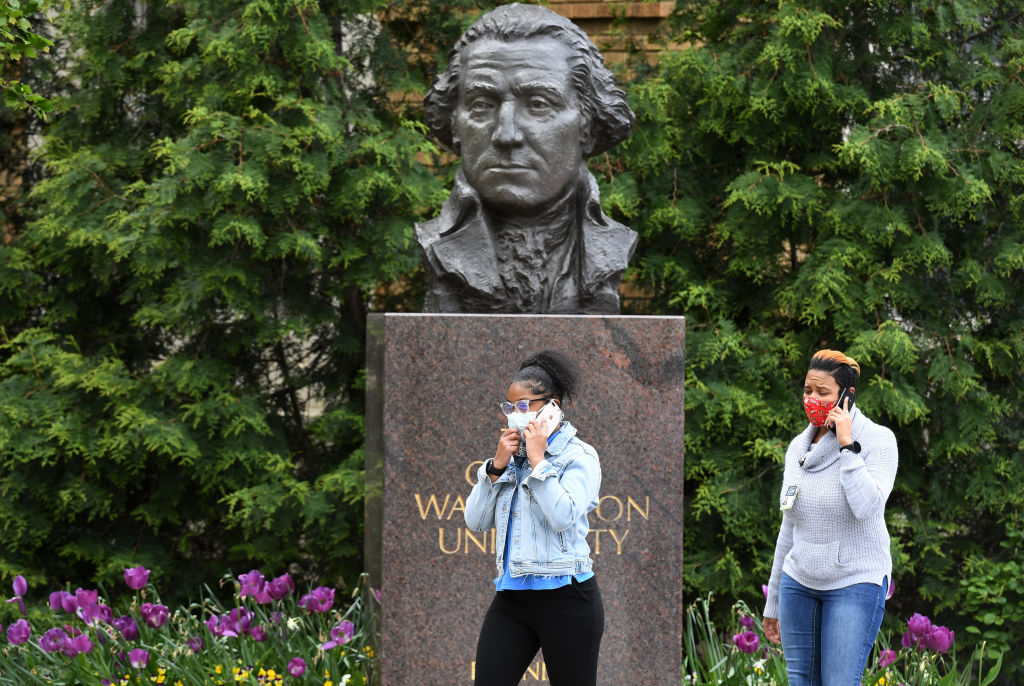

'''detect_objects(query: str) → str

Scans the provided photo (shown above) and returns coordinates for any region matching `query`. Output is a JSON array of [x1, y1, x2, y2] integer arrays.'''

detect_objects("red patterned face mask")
[[803, 396, 836, 427]]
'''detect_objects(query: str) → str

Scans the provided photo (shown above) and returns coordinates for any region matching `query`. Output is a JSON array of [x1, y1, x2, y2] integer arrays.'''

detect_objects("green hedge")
[[602, 1, 1024, 679]]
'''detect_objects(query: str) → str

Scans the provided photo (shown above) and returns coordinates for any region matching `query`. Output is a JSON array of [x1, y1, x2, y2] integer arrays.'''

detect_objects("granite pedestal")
[[365, 314, 684, 685]]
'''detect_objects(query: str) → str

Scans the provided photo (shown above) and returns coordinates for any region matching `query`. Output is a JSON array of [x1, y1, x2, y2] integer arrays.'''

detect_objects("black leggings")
[[473, 576, 604, 686]]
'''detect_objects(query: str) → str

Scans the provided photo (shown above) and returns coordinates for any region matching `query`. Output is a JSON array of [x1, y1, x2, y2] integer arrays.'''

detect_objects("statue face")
[[454, 37, 588, 215]]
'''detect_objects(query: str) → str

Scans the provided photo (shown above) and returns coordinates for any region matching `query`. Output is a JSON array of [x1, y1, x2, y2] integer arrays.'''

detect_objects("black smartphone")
[[828, 387, 856, 433]]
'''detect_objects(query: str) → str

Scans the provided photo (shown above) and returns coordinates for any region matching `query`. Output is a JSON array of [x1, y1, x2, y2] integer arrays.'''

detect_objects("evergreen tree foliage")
[[606, 1, 1023, 677], [0, 0, 445, 599], [0, 0, 53, 117]]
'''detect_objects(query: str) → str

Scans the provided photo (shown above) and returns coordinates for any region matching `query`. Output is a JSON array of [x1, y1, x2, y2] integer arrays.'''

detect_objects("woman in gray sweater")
[[762, 350, 898, 686]]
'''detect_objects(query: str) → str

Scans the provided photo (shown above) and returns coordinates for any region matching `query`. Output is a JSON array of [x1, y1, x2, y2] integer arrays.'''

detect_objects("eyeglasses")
[[497, 397, 552, 415]]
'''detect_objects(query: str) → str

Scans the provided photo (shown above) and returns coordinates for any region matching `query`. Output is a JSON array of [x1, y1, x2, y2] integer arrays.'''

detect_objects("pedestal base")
[[366, 313, 684, 685]]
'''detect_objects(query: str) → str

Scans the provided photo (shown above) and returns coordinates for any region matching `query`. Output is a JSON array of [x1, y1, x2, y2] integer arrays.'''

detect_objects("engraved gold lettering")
[[466, 460, 485, 485], [608, 528, 629, 555], [588, 528, 606, 554], [472, 659, 547, 681], [415, 494, 450, 519], [447, 495, 465, 520], [465, 528, 488, 554], [438, 528, 460, 554], [596, 495, 624, 522], [627, 495, 650, 521]]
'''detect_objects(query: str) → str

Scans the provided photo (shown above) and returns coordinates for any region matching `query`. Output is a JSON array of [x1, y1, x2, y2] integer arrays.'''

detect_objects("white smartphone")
[[534, 400, 564, 437]]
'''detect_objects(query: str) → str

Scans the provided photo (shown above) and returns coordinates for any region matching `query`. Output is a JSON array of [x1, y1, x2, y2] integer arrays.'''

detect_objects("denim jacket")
[[464, 421, 601, 579]]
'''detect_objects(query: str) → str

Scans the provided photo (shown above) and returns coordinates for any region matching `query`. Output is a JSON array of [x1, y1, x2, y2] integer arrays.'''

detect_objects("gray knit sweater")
[[763, 406, 898, 619]]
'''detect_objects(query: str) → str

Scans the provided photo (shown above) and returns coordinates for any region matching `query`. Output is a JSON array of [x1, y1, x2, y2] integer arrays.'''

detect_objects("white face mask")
[[507, 411, 537, 432]]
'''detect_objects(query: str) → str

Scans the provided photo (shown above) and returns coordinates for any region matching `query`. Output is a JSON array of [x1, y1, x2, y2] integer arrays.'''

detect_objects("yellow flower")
[[215, 665, 223, 675], [324, 682, 333, 686], [363, 646, 375, 658]]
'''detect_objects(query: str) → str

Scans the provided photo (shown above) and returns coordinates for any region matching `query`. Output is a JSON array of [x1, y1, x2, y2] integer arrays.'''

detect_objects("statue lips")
[[486, 164, 535, 174]]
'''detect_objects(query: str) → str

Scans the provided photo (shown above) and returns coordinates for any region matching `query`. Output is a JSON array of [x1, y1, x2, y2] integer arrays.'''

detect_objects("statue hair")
[[423, 3, 634, 158], [808, 349, 861, 389], [513, 350, 581, 404]]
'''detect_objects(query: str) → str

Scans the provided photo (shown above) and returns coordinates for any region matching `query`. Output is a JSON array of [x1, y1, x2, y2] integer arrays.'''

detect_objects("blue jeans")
[[779, 573, 887, 686]]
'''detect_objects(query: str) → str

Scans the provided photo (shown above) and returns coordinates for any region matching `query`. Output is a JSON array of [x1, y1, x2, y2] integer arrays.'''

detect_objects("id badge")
[[780, 484, 799, 510]]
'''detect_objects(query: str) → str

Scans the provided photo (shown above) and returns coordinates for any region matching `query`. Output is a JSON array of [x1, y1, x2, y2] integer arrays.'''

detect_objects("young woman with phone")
[[464, 350, 603, 686], [762, 349, 899, 686]]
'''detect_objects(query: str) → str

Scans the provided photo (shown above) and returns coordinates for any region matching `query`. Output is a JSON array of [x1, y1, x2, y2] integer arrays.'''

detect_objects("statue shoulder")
[[415, 216, 444, 250]]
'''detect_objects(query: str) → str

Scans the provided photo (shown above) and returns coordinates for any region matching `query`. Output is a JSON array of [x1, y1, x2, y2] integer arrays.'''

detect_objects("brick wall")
[[546, 0, 674, 63]]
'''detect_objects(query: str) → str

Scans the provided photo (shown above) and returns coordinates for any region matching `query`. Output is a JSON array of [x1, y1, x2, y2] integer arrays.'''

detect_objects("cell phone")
[[828, 387, 856, 433], [534, 400, 564, 437]]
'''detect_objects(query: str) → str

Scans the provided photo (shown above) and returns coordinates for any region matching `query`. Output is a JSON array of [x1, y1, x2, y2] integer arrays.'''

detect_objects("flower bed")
[[683, 590, 1003, 685], [1, 569, 378, 685]]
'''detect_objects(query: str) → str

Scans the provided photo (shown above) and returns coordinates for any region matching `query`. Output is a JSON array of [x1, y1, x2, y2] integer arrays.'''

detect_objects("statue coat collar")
[[415, 165, 637, 312]]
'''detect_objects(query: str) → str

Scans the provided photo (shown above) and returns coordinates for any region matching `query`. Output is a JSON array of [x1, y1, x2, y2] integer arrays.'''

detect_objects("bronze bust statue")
[[417, 3, 637, 314]]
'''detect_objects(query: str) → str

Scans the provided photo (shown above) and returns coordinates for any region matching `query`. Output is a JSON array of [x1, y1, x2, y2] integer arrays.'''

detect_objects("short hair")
[[423, 3, 634, 158], [513, 350, 581, 404], [808, 349, 861, 389]]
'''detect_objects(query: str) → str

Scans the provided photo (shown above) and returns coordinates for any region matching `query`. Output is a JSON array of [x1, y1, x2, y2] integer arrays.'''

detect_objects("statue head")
[[423, 3, 634, 214]]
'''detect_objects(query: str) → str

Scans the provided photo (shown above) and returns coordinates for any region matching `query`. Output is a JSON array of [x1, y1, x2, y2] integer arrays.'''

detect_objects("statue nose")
[[492, 101, 524, 146]]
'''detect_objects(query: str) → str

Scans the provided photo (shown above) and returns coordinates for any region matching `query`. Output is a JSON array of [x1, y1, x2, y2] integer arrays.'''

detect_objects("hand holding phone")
[[534, 400, 564, 437], [827, 388, 856, 446]]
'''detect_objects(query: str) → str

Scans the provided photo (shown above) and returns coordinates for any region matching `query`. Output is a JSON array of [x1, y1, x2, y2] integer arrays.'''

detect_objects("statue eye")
[[467, 97, 495, 114], [524, 96, 557, 115]]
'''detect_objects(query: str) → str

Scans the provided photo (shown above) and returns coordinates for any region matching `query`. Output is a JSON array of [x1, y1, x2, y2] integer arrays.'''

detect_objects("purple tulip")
[[228, 607, 253, 635], [373, 588, 382, 603], [74, 587, 99, 608], [887, 579, 895, 599], [733, 630, 759, 654], [140, 602, 169, 628], [61, 633, 93, 657], [287, 657, 306, 677], [761, 584, 769, 599], [739, 614, 755, 629], [878, 648, 897, 668], [321, 620, 355, 650], [268, 574, 295, 600], [6, 619, 31, 645], [250, 625, 268, 642], [205, 615, 226, 637], [187, 636, 204, 653], [79, 602, 112, 626], [299, 586, 335, 613], [49, 591, 72, 612], [6, 575, 27, 615], [39, 627, 69, 653], [205, 607, 253, 638], [72, 588, 102, 624], [923, 625, 954, 654], [129, 648, 149, 668], [901, 629, 915, 648], [907, 613, 931, 639], [113, 615, 140, 641], [124, 566, 150, 591], [237, 570, 267, 601], [61, 592, 78, 613]]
